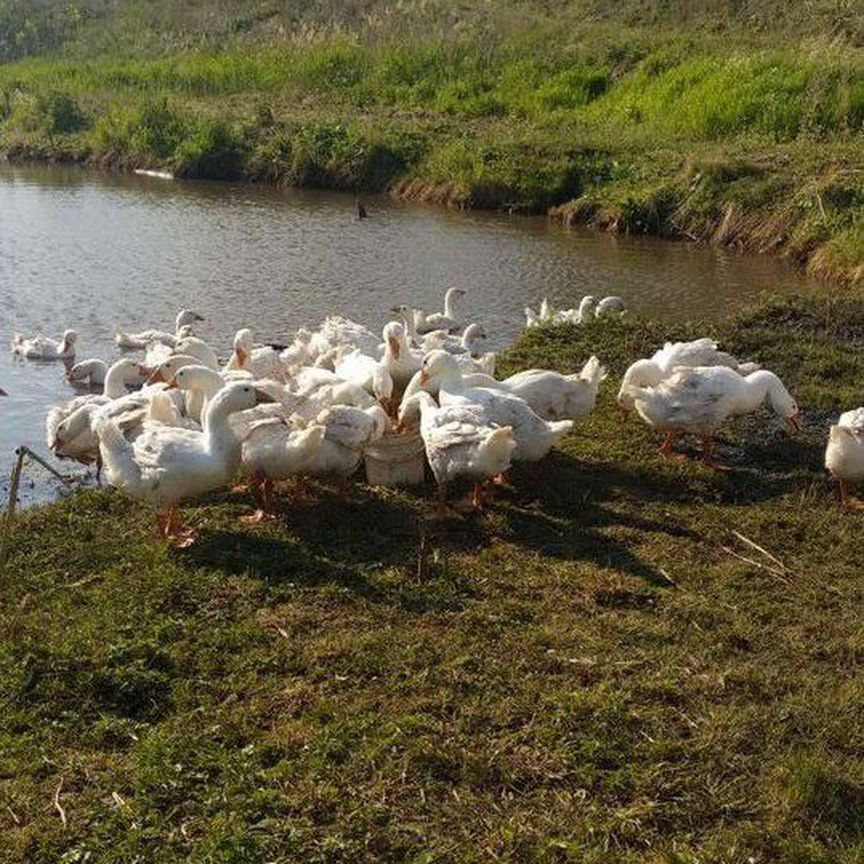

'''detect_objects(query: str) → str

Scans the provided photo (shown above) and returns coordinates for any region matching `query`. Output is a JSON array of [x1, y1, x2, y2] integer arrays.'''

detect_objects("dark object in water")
[[357, 201, 368, 220], [265, 342, 288, 352]]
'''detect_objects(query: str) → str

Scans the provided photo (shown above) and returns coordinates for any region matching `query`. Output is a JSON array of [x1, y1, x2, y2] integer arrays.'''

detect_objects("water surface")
[[0, 163, 814, 506]]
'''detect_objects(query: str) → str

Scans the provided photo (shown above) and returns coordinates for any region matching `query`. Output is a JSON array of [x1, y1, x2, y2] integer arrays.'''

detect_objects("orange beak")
[[166, 377, 179, 390], [254, 388, 276, 404], [146, 368, 165, 385], [420, 370, 429, 385], [388, 337, 401, 360], [788, 411, 803, 433], [235, 348, 248, 366]]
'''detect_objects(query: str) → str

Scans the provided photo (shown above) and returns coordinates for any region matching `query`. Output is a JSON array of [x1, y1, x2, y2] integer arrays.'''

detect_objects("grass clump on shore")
[[1, 295, 863, 862]]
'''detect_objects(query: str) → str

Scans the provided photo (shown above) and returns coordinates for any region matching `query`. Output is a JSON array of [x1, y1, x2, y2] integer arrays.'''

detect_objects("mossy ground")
[[2, 296, 863, 863]]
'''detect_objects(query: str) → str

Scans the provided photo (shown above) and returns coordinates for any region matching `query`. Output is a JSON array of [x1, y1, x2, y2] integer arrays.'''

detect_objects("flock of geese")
[[7, 286, 864, 545]]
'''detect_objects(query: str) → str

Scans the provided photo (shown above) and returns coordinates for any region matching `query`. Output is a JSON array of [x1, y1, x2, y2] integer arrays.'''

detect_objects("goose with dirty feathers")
[[463, 356, 606, 422], [420, 350, 573, 463], [618, 338, 761, 414], [825, 407, 864, 509], [12, 329, 77, 360], [115, 309, 204, 350], [97, 381, 276, 545], [399, 390, 516, 511], [632, 366, 801, 464]]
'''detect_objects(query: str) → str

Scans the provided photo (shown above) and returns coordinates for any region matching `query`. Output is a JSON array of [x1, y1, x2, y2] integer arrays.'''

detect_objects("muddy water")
[[0, 163, 815, 506]]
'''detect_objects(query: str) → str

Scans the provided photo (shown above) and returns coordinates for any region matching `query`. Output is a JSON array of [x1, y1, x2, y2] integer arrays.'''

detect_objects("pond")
[[0, 163, 815, 506]]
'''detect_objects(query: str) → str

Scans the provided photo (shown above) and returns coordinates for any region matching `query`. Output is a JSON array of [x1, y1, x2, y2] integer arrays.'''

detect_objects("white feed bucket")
[[365, 429, 426, 487]]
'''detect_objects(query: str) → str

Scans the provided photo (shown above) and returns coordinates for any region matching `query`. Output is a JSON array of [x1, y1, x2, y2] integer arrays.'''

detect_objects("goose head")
[[383, 321, 407, 360], [166, 364, 225, 397], [762, 372, 802, 432], [61, 329, 78, 350], [462, 323, 487, 353], [232, 328, 255, 368], [146, 354, 199, 385], [176, 309, 205, 330], [617, 359, 665, 415], [420, 349, 462, 387]]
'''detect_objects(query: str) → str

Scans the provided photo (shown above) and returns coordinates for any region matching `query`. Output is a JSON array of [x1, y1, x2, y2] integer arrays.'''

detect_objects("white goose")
[[463, 356, 606, 422], [67, 359, 108, 387], [115, 309, 204, 350], [381, 321, 422, 390], [420, 351, 573, 463], [632, 366, 801, 463], [618, 338, 761, 414], [399, 390, 516, 511], [97, 381, 275, 544], [47, 358, 149, 464], [226, 328, 290, 382], [173, 335, 220, 371], [12, 329, 77, 360], [825, 408, 864, 509], [414, 288, 466, 334], [333, 350, 394, 409]]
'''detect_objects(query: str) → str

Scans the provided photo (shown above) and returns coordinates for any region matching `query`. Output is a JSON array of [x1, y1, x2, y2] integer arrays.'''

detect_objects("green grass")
[[2, 295, 864, 862]]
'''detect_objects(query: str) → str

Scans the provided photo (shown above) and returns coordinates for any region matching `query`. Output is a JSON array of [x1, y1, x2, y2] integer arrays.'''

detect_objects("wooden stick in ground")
[[18, 446, 74, 486], [416, 518, 429, 582], [53, 776, 67, 828], [5, 447, 25, 523]]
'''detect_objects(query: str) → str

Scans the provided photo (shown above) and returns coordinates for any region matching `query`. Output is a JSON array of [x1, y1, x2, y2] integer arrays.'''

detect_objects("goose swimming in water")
[[12, 329, 77, 361]]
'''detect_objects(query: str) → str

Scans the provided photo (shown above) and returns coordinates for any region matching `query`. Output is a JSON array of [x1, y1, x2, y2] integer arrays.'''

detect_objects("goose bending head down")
[[633, 366, 801, 465], [97, 381, 276, 545]]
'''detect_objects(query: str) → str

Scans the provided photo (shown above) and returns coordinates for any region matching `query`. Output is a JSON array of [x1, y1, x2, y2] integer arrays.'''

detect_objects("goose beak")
[[146, 368, 165, 385], [388, 337, 401, 359], [166, 376, 179, 390], [254, 388, 277, 404], [788, 411, 803, 433], [235, 348, 248, 366], [419, 370, 429, 385]]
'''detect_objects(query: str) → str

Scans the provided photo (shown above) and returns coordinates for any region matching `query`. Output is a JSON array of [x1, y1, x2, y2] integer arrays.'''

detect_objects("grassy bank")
[[2, 295, 863, 862], [2, 3, 864, 284]]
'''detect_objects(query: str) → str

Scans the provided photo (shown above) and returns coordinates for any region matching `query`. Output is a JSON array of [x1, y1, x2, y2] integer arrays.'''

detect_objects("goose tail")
[[548, 419, 574, 444]]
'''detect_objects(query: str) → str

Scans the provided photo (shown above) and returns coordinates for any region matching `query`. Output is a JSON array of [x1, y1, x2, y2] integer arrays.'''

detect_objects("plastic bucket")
[[365, 429, 426, 487]]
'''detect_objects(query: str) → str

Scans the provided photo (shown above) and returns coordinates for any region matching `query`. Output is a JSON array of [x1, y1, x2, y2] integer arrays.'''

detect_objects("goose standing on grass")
[[12, 329, 77, 361], [97, 381, 275, 546], [632, 366, 801, 464], [463, 356, 606, 422], [618, 338, 761, 414], [420, 350, 573, 463], [825, 408, 864, 509], [67, 359, 108, 387], [115, 309, 204, 350], [399, 390, 516, 512], [414, 288, 466, 334]]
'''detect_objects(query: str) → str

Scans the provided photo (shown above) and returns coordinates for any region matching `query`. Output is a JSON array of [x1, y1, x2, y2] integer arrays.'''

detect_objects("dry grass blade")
[[732, 530, 790, 571], [53, 777, 67, 828]]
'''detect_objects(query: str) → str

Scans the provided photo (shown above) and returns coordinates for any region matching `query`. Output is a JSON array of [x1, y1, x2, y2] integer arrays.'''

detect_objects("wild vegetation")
[[2, 1, 864, 283], [2, 294, 864, 862]]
